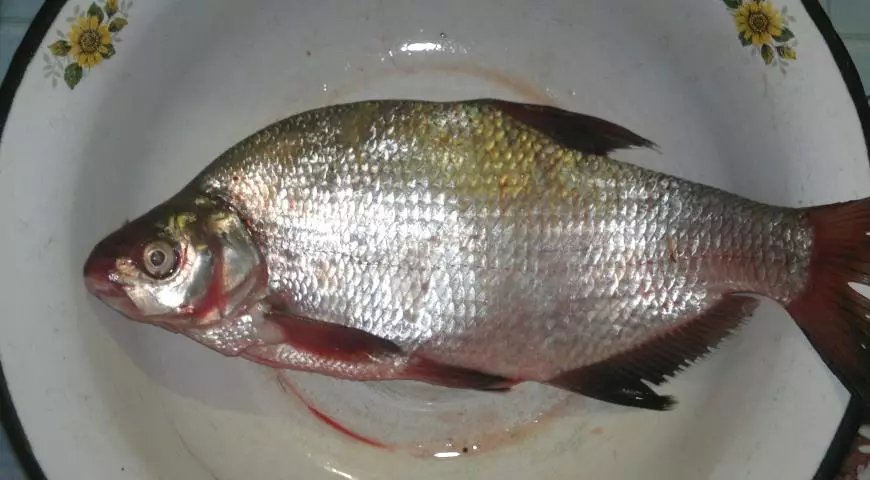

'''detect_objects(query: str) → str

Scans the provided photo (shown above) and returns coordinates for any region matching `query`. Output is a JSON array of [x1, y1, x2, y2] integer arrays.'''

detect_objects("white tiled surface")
[[0, 3, 39, 475], [0, 18, 35, 478], [1, 2, 55, 478], [0, 0, 41, 20], [827, 0, 870, 37], [825, 0, 870, 97], [0, 1, 868, 479], [845, 39, 870, 92], [0, 0, 43, 82], [1, 21, 29, 80]]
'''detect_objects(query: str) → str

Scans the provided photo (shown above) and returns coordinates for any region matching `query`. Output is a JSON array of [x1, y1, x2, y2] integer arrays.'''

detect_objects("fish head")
[[83, 194, 268, 332]]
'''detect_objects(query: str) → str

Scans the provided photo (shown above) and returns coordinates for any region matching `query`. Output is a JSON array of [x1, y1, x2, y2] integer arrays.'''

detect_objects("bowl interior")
[[1, 0, 866, 479]]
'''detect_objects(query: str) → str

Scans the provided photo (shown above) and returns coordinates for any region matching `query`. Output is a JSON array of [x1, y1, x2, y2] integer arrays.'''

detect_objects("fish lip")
[[82, 264, 146, 321], [82, 251, 128, 303], [83, 273, 124, 299]]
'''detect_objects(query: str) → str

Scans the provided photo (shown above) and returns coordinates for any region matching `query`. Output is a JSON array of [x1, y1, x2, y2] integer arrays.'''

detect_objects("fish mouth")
[[82, 252, 137, 315], [83, 274, 127, 302], [83, 253, 119, 295]]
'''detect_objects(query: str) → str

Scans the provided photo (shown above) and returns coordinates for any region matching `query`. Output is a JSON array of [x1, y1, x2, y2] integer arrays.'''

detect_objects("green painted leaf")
[[739, 33, 751, 46], [104, 0, 118, 18], [48, 40, 71, 57], [64, 63, 83, 89], [761, 44, 775, 65], [103, 43, 116, 59], [108, 17, 128, 33], [774, 28, 795, 42], [87, 2, 105, 24], [776, 45, 796, 60], [724, 0, 739, 8]]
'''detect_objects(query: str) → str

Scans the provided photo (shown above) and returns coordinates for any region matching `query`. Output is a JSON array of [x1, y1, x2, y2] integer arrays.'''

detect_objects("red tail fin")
[[787, 198, 870, 406]]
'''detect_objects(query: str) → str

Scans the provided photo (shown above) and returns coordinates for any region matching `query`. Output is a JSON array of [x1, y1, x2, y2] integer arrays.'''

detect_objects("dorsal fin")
[[480, 99, 659, 156]]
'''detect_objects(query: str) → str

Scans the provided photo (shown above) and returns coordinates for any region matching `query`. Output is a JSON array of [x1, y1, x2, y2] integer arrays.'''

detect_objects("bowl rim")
[[1, 1, 868, 478]]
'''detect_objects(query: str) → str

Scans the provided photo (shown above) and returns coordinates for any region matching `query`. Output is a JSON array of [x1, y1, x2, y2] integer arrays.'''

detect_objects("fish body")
[[83, 99, 870, 410]]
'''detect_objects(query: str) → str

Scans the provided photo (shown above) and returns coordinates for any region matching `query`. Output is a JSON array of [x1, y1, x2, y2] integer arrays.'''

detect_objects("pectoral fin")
[[262, 311, 515, 391], [264, 311, 403, 363]]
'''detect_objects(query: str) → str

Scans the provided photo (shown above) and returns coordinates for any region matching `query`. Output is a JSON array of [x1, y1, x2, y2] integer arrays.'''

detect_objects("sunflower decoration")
[[68, 16, 113, 68], [43, 1, 133, 89], [724, 0, 798, 73]]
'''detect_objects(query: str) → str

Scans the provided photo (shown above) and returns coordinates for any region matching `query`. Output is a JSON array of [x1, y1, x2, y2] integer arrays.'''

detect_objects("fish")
[[82, 99, 870, 411]]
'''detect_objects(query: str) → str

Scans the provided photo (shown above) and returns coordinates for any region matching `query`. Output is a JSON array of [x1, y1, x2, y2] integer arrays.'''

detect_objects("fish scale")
[[91, 99, 870, 411], [190, 100, 811, 380]]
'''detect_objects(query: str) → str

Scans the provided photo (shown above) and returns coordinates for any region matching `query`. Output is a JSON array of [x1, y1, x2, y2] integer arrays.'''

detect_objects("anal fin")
[[555, 370, 676, 411], [548, 294, 759, 411]]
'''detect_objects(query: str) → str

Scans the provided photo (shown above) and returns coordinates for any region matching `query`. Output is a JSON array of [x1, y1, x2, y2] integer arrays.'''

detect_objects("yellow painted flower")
[[735, 1, 783, 46], [68, 15, 112, 68]]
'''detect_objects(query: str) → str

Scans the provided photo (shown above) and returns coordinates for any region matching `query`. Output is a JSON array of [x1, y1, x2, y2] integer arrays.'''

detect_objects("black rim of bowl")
[[0, 1, 867, 479]]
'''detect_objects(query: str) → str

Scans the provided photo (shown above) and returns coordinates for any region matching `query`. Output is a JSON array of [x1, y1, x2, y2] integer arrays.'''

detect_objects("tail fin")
[[787, 198, 870, 407]]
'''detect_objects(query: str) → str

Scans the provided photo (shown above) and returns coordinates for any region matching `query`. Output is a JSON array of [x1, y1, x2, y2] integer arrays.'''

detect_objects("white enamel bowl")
[[1, 0, 868, 479]]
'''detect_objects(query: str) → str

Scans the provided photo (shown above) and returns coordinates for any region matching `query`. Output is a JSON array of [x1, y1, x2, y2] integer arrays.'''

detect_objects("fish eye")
[[142, 241, 178, 279]]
